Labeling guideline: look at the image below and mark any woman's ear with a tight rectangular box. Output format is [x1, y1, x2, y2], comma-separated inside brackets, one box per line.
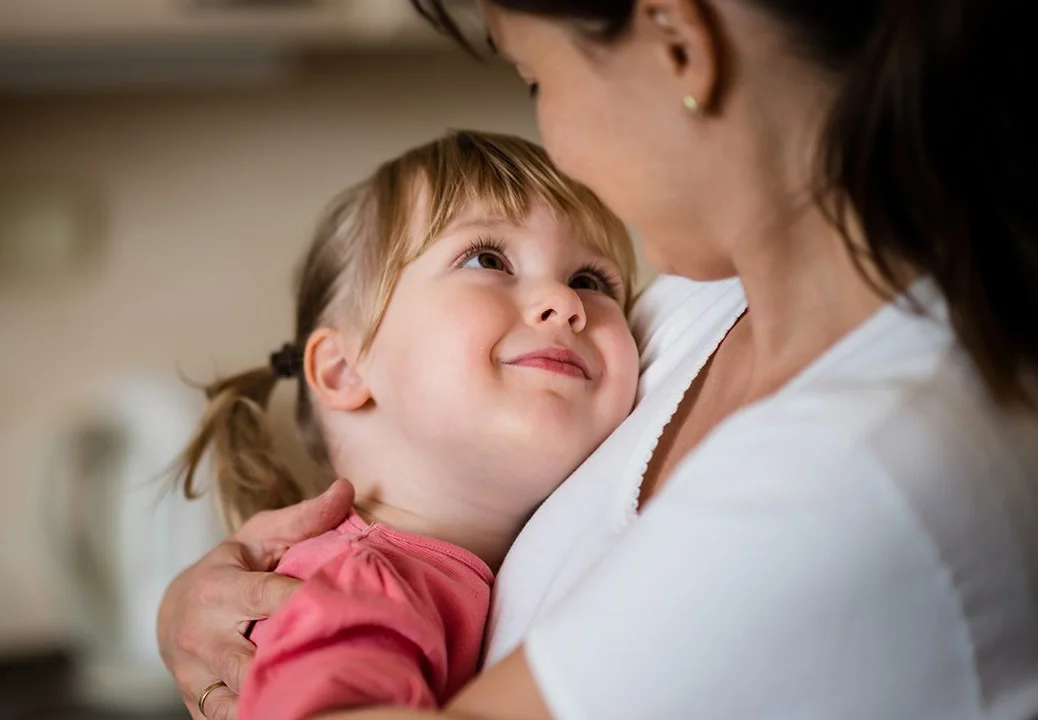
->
[303, 327, 371, 412]
[638, 0, 722, 113]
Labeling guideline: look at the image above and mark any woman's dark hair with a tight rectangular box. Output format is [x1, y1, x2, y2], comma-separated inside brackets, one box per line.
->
[412, 0, 1037, 408]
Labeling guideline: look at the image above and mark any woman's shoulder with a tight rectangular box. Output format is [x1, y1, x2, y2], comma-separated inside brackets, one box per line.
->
[630, 274, 744, 348]
[523, 284, 1038, 719]
[528, 360, 1038, 718]
[687, 278, 1038, 493]
[658, 293, 1038, 717]
[526, 390, 1034, 719]
[527, 401, 1034, 718]
[679, 278, 1038, 530]
[675, 347, 1038, 536]
[631, 274, 746, 390]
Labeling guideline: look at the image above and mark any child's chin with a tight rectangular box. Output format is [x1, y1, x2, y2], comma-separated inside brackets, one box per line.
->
[516, 396, 594, 432]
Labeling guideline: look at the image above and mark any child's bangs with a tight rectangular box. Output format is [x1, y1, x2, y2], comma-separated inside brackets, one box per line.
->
[356, 131, 638, 352]
[409, 132, 638, 306]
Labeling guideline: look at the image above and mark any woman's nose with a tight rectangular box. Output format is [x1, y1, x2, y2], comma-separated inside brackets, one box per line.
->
[527, 284, 587, 333]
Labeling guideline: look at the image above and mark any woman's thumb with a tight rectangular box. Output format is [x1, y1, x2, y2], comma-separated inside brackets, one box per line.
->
[235, 479, 355, 556]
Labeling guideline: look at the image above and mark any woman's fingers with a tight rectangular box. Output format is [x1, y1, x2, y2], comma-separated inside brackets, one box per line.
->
[172, 632, 250, 720]
[236, 571, 303, 628]
[190, 543, 302, 622]
[235, 479, 355, 561]
[189, 681, 238, 720]
[170, 617, 251, 719]
[178, 576, 292, 719]
[158, 540, 262, 715]
[213, 635, 258, 695]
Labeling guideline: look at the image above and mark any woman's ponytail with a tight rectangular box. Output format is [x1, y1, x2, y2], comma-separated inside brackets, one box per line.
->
[820, 0, 1036, 406]
[173, 365, 307, 531]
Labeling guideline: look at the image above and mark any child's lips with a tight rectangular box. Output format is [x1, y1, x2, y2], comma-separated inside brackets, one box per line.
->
[504, 347, 591, 380]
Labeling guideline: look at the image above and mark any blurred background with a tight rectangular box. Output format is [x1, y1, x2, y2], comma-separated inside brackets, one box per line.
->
[0, 1, 544, 717]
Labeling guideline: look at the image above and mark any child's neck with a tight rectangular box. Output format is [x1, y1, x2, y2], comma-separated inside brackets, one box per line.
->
[351, 492, 528, 573]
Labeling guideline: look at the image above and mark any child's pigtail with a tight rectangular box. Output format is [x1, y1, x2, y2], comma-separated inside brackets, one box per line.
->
[174, 345, 306, 531]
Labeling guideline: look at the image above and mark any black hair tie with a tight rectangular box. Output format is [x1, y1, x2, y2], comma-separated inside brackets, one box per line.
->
[269, 342, 301, 379]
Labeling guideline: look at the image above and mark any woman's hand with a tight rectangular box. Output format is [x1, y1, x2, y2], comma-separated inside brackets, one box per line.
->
[156, 480, 355, 720]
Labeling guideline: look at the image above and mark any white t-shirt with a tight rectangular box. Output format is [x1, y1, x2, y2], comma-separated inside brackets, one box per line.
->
[487, 275, 1038, 720]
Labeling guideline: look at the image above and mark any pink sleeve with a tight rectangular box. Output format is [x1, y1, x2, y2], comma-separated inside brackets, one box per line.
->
[238, 546, 449, 720]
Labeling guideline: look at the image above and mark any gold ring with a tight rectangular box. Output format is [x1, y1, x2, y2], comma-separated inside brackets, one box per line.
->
[198, 680, 227, 719]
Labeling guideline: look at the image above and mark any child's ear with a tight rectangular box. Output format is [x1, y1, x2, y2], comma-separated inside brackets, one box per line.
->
[303, 327, 371, 411]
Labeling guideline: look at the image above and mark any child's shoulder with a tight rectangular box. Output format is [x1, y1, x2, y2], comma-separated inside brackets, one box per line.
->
[273, 510, 494, 606]
[273, 512, 377, 581]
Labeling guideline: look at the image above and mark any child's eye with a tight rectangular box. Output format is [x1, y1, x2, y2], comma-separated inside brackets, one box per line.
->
[457, 236, 513, 274]
[463, 250, 509, 272]
[570, 267, 621, 300]
[570, 273, 603, 292]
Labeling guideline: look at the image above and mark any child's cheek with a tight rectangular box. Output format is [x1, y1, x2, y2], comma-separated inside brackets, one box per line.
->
[433, 287, 515, 361]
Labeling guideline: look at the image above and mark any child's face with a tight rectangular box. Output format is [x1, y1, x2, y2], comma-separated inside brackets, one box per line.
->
[361, 199, 639, 507]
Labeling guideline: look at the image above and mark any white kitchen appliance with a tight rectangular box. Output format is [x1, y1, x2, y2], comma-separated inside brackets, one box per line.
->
[45, 374, 224, 711]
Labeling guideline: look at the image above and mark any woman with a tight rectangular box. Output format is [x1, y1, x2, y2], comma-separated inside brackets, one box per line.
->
[158, 1, 1038, 718]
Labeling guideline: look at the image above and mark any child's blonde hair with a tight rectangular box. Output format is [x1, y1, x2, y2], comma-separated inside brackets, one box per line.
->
[174, 130, 638, 530]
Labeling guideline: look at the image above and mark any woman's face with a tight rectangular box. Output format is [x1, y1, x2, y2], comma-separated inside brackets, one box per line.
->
[480, 1, 739, 279]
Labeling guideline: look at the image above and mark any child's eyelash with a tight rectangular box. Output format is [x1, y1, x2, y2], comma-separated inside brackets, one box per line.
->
[454, 235, 622, 300]
[574, 262, 623, 301]
[453, 235, 509, 268]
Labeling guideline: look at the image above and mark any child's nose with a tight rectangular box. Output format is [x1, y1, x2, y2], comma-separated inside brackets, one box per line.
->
[528, 285, 587, 333]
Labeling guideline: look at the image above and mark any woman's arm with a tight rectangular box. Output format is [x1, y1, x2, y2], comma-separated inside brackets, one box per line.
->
[445, 651, 552, 720]
[157, 480, 355, 720]
[320, 650, 552, 720]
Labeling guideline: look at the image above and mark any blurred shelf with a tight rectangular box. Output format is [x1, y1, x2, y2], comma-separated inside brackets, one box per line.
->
[0, 0, 449, 49]
[0, 0, 481, 91]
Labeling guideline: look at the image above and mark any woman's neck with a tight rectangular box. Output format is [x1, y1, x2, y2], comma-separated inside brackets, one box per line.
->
[731, 202, 891, 399]
[728, 57, 897, 397]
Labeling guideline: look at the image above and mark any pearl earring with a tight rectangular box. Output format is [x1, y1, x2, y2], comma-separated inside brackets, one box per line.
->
[650, 9, 671, 29]
[683, 94, 702, 116]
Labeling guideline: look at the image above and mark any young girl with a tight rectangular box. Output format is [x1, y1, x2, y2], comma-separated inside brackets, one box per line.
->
[174, 130, 640, 720]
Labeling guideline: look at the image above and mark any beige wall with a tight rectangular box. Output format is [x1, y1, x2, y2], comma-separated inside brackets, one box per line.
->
[0, 51, 540, 653]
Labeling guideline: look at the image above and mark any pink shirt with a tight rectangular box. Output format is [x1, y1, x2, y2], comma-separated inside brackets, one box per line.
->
[238, 512, 493, 720]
